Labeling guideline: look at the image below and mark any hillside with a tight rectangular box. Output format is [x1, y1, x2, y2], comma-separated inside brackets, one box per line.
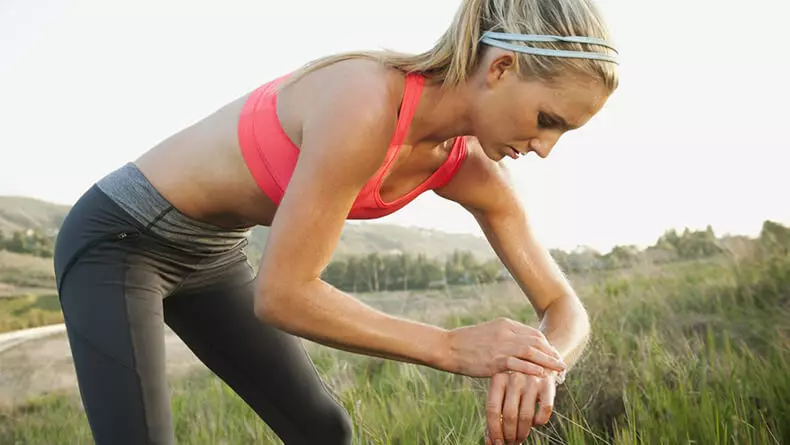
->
[246, 223, 494, 262]
[0, 195, 493, 260]
[0, 250, 54, 295]
[0, 197, 70, 235]
[0, 195, 494, 295]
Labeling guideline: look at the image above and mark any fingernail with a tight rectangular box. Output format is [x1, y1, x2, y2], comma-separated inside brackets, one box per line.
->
[495, 440, 503, 445]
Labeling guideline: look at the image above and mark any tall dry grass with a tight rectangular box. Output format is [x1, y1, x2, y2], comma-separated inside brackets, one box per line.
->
[1, 249, 787, 444]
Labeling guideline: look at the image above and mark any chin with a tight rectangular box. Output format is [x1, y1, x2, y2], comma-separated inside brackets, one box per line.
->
[477, 140, 504, 161]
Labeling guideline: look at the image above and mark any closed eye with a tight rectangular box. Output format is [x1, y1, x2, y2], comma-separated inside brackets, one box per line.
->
[537, 112, 553, 129]
[537, 111, 571, 130]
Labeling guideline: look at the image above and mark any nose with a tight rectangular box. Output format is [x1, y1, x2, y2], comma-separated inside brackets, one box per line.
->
[530, 132, 561, 159]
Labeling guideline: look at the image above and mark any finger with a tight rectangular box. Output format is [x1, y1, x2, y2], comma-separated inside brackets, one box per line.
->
[502, 373, 526, 443]
[499, 319, 563, 364]
[486, 373, 508, 444]
[504, 356, 547, 377]
[519, 345, 566, 373]
[504, 319, 543, 338]
[530, 335, 563, 360]
[517, 380, 539, 443]
[534, 377, 557, 426]
[484, 427, 493, 445]
[508, 322, 555, 346]
[507, 321, 564, 361]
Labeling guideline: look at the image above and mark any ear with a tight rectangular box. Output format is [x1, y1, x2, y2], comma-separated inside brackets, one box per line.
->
[484, 50, 518, 87]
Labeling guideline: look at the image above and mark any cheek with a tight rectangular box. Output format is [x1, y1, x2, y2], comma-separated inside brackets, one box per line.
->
[496, 96, 536, 140]
[473, 93, 530, 142]
[478, 107, 512, 138]
[471, 106, 498, 140]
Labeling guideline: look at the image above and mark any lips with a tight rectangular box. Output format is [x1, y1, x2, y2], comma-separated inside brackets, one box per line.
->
[506, 145, 520, 159]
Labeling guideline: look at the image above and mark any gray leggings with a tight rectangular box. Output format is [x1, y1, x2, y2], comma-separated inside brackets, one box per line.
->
[53, 172, 351, 444]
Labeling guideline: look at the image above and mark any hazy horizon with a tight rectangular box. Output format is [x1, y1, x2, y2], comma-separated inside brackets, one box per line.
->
[2, 0, 788, 252]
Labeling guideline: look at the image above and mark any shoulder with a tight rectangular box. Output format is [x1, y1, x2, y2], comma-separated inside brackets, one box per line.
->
[295, 60, 406, 163]
[272, 60, 414, 185]
[434, 137, 519, 216]
[292, 59, 404, 131]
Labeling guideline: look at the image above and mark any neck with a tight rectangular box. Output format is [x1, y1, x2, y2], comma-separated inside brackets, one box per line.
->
[407, 78, 475, 147]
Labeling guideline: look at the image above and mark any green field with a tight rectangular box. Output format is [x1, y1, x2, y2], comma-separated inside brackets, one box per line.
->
[0, 293, 62, 333]
[0, 250, 59, 334]
[1, 242, 788, 445]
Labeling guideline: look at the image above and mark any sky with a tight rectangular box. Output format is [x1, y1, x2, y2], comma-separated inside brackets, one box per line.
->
[1, 0, 788, 253]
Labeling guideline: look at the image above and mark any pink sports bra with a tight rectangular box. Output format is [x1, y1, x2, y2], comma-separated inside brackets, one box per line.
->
[237, 71, 468, 220]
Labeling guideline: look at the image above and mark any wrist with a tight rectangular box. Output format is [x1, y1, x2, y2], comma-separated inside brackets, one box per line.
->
[548, 368, 566, 385]
[430, 327, 455, 372]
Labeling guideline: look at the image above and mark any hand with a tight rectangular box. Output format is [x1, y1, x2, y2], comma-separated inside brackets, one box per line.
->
[445, 317, 566, 378]
[484, 371, 557, 445]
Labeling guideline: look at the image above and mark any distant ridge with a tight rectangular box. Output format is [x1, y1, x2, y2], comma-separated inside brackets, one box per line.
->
[0, 196, 495, 260]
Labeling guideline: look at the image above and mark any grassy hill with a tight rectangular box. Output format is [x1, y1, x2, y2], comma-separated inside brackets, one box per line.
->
[0, 197, 70, 235]
[0, 195, 494, 261]
[3, 241, 788, 443]
[246, 223, 494, 262]
[0, 195, 494, 299]
[0, 251, 54, 291]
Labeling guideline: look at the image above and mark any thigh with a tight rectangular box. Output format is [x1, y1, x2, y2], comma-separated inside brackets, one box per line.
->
[164, 261, 352, 445]
[59, 238, 179, 445]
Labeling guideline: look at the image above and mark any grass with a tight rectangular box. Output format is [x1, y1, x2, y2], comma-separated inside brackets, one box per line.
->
[0, 250, 55, 290]
[0, 249, 61, 333]
[0, 294, 62, 333]
[1, 250, 788, 444]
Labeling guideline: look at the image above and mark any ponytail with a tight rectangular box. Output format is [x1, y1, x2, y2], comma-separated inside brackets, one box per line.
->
[279, 0, 617, 94]
[442, 0, 487, 87]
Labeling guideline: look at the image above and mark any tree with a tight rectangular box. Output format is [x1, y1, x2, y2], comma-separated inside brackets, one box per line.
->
[321, 260, 347, 287]
[760, 220, 790, 255]
[652, 226, 723, 260]
[7, 231, 26, 253]
[602, 245, 640, 269]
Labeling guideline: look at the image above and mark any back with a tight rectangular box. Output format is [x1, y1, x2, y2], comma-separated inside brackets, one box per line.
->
[238, 70, 467, 220]
[134, 59, 463, 228]
[133, 88, 277, 229]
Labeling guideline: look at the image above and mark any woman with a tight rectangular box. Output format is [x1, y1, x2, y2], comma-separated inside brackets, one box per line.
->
[53, 0, 618, 443]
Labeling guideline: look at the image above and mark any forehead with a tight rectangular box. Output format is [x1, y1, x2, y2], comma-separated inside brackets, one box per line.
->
[533, 77, 609, 124]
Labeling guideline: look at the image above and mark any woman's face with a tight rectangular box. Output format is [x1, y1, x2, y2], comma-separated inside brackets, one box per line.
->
[469, 51, 611, 161]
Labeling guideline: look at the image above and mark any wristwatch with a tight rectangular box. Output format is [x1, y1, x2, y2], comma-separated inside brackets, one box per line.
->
[553, 369, 567, 385]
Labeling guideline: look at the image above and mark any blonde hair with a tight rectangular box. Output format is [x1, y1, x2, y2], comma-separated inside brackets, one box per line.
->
[280, 0, 618, 93]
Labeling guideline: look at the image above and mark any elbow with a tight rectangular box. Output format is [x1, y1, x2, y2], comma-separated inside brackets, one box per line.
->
[576, 301, 592, 342]
[253, 292, 276, 324]
[253, 283, 292, 327]
[547, 295, 592, 339]
[573, 296, 591, 329]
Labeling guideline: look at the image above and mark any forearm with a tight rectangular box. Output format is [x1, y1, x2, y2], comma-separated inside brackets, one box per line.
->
[255, 279, 450, 370]
[537, 295, 591, 370]
[473, 209, 591, 370]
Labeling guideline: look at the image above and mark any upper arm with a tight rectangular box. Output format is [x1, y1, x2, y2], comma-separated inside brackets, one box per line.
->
[434, 137, 519, 217]
[255, 72, 397, 295]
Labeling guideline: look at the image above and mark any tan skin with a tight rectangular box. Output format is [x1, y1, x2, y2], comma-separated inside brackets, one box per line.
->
[135, 47, 609, 444]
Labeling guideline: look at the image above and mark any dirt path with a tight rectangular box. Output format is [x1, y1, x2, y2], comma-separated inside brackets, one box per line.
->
[0, 282, 523, 408]
[0, 287, 56, 298]
[0, 324, 207, 407]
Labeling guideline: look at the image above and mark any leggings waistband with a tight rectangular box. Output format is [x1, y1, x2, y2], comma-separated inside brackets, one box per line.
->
[95, 162, 250, 253]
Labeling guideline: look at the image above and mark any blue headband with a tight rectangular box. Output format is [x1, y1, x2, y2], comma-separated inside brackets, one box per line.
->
[480, 31, 619, 64]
